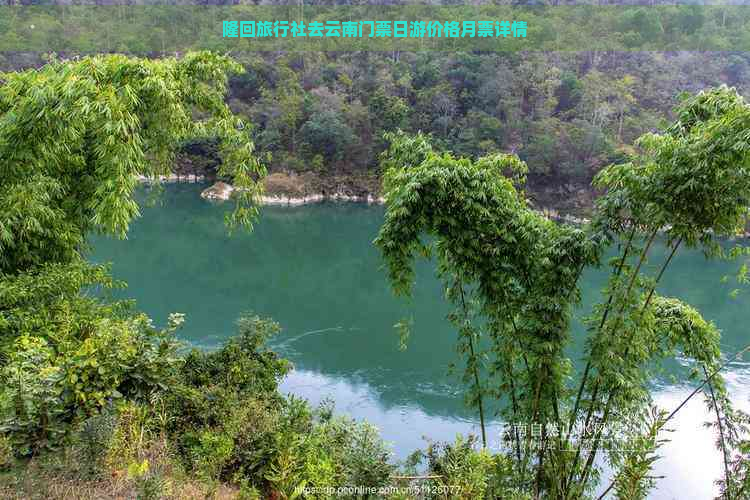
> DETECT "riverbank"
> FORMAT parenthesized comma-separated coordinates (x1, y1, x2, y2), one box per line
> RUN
(255, 171, 386, 205)
(139, 171, 385, 204)
(199, 178, 385, 206)
(190, 176, 750, 237)
(137, 171, 592, 224)
(143, 167, 593, 210)
(88, 186, 750, 499)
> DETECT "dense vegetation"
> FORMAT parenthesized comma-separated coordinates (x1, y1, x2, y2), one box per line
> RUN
(374, 87, 750, 498)
(0, 52, 400, 499)
(3, 50, 750, 499)
(228, 50, 733, 180)
(0, 51, 514, 500)
(181, 48, 750, 206)
(4, 4, 750, 206)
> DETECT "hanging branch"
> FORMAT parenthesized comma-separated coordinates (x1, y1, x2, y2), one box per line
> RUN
(666, 345, 750, 426)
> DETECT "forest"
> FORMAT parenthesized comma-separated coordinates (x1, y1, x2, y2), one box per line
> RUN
(3, 2, 750, 499)
(1, 49, 750, 499)
(2, 3, 750, 208)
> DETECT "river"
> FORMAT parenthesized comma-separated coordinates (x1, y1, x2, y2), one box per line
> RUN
(89, 183, 750, 499)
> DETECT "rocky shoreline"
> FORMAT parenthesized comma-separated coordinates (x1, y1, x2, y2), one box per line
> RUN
(137, 172, 387, 205)
(136, 174, 750, 237)
(137, 174, 206, 183)
(199, 181, 385, 206)
(136, 174, 589, 225)
(197, 180, 589, 225)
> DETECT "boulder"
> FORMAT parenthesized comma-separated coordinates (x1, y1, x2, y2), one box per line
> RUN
(201, 181, 234, 201)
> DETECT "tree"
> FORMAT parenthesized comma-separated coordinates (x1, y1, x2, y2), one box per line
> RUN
(0, 52, 264, 453)
(415, 83, 457, 140)
(0, 51, 264, 276)
(369, 87, 408, 135)
(375, 86, 750, 499)
(299, 109, 355, 165)
(554, 71, 583, 116)
(275, 64, 305, 156)
(577, 71, 636, 142)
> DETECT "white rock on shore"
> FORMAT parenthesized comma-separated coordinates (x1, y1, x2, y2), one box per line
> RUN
(137, 175, 384, 206)
(200, 182, 385, 206)
(260, 193, 326, 205)
(136, 174, 205, 183)
(200, 181, 234, 200)
(260, 192, 385, 205)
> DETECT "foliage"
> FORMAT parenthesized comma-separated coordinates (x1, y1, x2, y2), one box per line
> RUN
(73, 409, 118, 478)
(0, 312, 182, 455)
(6, 8, 750, 190)
(375, 86, 750, 499)
(421, 435, 529, 500)
(0, 310, 397, 499)
(0, 51, 264, 459)
(0, 434, 11, 471)
(179, 314, 289, 398)
(375, 130, 598, 459)
(161, 314, 393, 498)
(299, 109, 355, 164)
(0, 49, 398, 500)
(4, 43, 750, 499)
(0, 52, 264, 273)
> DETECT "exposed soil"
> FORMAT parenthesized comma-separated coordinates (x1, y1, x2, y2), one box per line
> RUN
(261, 171, 382, 200)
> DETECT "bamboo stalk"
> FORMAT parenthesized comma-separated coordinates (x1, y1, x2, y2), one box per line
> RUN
(458, 278, 487, 449)
(579, 235, 682, 487)
(703, 364, 731, 500)
(596, 343, 750, 499)
(568, 225, 637, 440)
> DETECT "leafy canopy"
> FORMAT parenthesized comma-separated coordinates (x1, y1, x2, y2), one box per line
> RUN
(0, 52, 265, 455)
(0, 51, 264, 275)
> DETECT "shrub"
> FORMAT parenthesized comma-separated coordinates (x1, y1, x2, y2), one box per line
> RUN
(420, 436, 528, 500)
(0, 314, 182, 455)
(73, 409, 118, 478)
(186, 430, 234, 482)
(0, 335, 66, 455)
(163, 315, 395, 498)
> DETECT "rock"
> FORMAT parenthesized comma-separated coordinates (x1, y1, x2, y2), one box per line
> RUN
(201, 181, 234, 201)
(135, 174, 180, 183)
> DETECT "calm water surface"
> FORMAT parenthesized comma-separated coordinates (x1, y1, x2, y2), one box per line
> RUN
(90, 184, 750, 499)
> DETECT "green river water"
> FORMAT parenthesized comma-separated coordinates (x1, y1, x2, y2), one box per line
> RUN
(89, 183, 750, 499)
